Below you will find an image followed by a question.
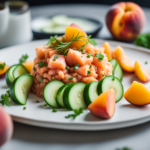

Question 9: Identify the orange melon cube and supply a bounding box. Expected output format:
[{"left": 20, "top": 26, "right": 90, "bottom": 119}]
[
  {"left": 102, "top": 42, "right": 113, "bottom": 60},
  {"left": 22, "top": 61, "right": 34, "bottom": 73}
]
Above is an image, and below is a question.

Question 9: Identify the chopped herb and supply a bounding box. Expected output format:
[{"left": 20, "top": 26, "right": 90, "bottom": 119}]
[
  {"left": 19, "top": 54, "right": 28, "bottom": 64},
  {"left": 87, "top": 35, "right": 97, "bottom": 46},
  {"left": 73, "top": 64, "right": 79, "bottom": 71},
  {"left": 65, "top": 108, "right": 83, "bottom": 119},
  {"left": 53, "top": 54, "right": 59, "bottom": 61},
  {"left": 0, "top": 62, "right": 6, "bottom": 70},
  {"left": 6, "top": 90, "right": 10, "bottom": 96},
  {"left": 44, "top": 103, "right": 48, "bottom": 106},
  {"left": 89, "top": 64, "right": 92, "bottom": 69},
  {"left": 36, "top": 100, "right": 40, "bottom": 103},
  {"left": 76, "top": 75, "right": 78, "bottom": 78},
  {"left": 95, "top": 53, "right": 104, "bottom": 62},
  {"left": 0, "top": 92, "right": 10, "bottom": 107},
  {"left": 87, "top": 54, "right": 91, "bottom": 58},
  {"left": 66, "top": 66, "right": 70, "bottom": 70},
  {"left": 62, "top": 35, "right": 65, "bottom": 42},
  {"left": 87, "top": 70, "right": 91, "bottom": 75},
  {"left": 112, "top": 76, "right": 115, "bottom": 81},
  {"left": 47, "top": 35, "right": 58, "bottom": 45},
  {"left": 39, "top": 77, "right": 43, "bottom": 83},
  {"left": 102, "top": 74, "right": 105, "bottom": 76},
  {"left": 33, "top": 67, "right": 36, "bottom": 71},
  {"left": 81, "top": 56, "right": 83, "bottom": 58},
  {"left": 145, "top": 61, "right": 148, "bottom": 64},
  {"left": 52, "top": 77, "right": 55, "bottom": 80},
  {"left": 38, "top": 61, "right": 44, "bottom": 68},
  {"left": 23, "top": 107, "right": 26, "bottom": 110},
  {"left": 52, "top": 108, "right": 57, "bottom": 112},
  {"left": 34, "top": 74, "right": 37, "bottom": 77},
  {"left": 45, "top": 63, "right": 48, "bottom": 66},
  {"left": 68, "top": 76, "right": 73, "bottom": 80},
  {"left": 116, "top": 147, "right": 132, "bottom": 150}
]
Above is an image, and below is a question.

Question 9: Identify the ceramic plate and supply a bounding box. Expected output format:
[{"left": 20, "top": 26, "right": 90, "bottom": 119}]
[{"left": 1, "top": 39, "right": 150, "bottom": 131}]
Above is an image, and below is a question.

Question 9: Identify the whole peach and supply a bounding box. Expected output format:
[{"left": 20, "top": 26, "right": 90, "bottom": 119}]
[
  {"left": 0, "top": 106, "right": 13, "bottom": 146},
  {"left": 106, "top": 2, "right": 145, "bottom": 42}
]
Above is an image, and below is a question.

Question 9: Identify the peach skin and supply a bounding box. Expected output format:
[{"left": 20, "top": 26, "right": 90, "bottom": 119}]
[
  {"left": 88, "top": 89, "right": 115, "bottom": 119},
  {"left": 0, "top": 106, "right": 13, "bottom": 146},
  {"left": 113, "top": 46, "right": 134, "bottom": 72},
  {"left": 0, "top": 62, "right": 10, "bottom": 78},
  {"left": 102, "top": 42, "right": 113, "bottom": 60},
  {"left": 65, "top": 23, "right": 87, "bottom": 49},
  {"left": 134, "top": 60, "right": 150, "bottom": 82},
  {"left": 124, "top": 81, "right": 150, "bottom": 106},
  {"left": 106, "top": 2, "right": 145, "bottom": 42}
]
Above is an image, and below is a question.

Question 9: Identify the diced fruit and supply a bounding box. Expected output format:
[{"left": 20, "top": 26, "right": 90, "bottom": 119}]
[
  {"left": 76, "top": 65, "right": 89, "bottom": 76},
  {"left": 102, "top": 42, "right": 113, "bottom": 60},
  {"left": 134, "top": 60, "right": 150, "bottom": 82},
  {"left": 0, "top": 62, "right": 10, "bottom": 78},
  {"left": 65, "top": 23, "right": 87, "bottom": 49},
  {"left": 113, "top": 46, "right": 134, "bottom": 72},
  {"left": 22, "top": 61, "right": 34, "bottom": 73},
  {"left": 66, "top": 49, "right": 93, "bottom": 66},
  {"left": 0, "top": 106, "right": 13, "bottom": 146},
  {"left": 97, "top": 76, "right": 124, "bottom": 102},
  {"left": 48, "top": 54, "right": 66, "bottom": 70},
  {"left": 88, "top": 89, "right": 115, "bottom": 119},
  {"left": 124, "top": 81, "right": 150, "bottom": 106},
  {"left": 36, "top": 47, "right": 45, "bottom": 59}
]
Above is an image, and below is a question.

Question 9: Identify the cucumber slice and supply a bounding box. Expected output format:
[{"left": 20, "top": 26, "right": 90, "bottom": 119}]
[
  {"left": 97, "top": 76, "right": 124, "bottom": 103},
  {"left": 63, "top": 83, "right": 87, "bottom": 110},
  {"left": 10, "top": 74, "right": 33, "bottom": 105},
  {"left": 5, "top": 64, "right": 18, "bottom": 87},
  {"left": 56, "top": 83, "right": 73, "bottom": 108},
  {"left": 43, "top": 80, "right": 64, "bottom": 108},
  {"left": 84, "top": 81, "right": 99, "bottom": 106},
  {"left": 13, "top": 64, "right": 29, "bottom": 79},
  {"left": 109, "top": 59, "right": 123, "bottom": 81},
  {"left": 109, "top": 59, "right": 117, "bottom": 75}
]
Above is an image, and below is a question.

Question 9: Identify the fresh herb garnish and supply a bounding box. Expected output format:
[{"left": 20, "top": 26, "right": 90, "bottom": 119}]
[
  {"left": 33, "top": 67, "right": 36, "bottom": 71},
  {"left": 38, "top": 61, "right": 44, "bottom": 68},
  {"left": 44, "top": 103, "right": 48, "bottom": 106},
  {"left": 36, "top": 100, "right": 40, "bottom": 103},
  {"left": 0, "top": 62, "right": 6, "bottom": 70},
  {"left": 34, "top": 74, "right": 37, "bottom": 77},
  {"left": 45, "top": 63, "right": 48, "bottom": 66},
  {"left": 95, "top": 53, "right": 104, "bottom": 62},
  {"left": 65, "top": 108, "right": 83, "bottom": 119},
  {"left": 87, "top": 54, "right": 91, "bottom": 58},
  {"left": 116, "top": 147, "right": 132, "bottom": 150},
  {"left": 76, "top": 75, "right": 78, "bottom": 78},
  {"left": 89, "top": 64, "right": 92, "bottom": 69},
  {"left": 112, "top": 76, "right": 115, "bottom": 81},
  {"left": 66, "top": 66, "right": 70, "bottom": 70},
  {"left": 102, "top": 74, "right": 105, "bottom": 76},
  {"left": 73, "top": 64, "right": 79, "bottom": 71},
  {"left": 53, "top": 54, "right": 59, "bottom": 61},
  {"left": 68, "top": 76, "right": 73, "bottom": 80},
  {"left": 87, "top": 35, "right": 97, "bottom": 46},
  {"left": 23, "top": 107, "right": 26, "bottom": 110},
  {"left": 145, "top": 61, "right": 148, "bottom": 64},
  {"left": 39, "top": 77, "right": 43, "bottom": 83},
  {"left": 87, "top": 70, "right": 91, "bottom": 75},
  {"left": 0, "top": 91, "right": 10, "bottom": 107},
  {"left": 52, "top": 108, "right": 57, "bottom": 112},
  {"left": 19, "top": 54, "right": 28, "bottom": 64}
]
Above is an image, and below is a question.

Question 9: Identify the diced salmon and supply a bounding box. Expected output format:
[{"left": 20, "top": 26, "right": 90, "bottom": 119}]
[
  {"left": 48, "top": 69, "right": 57, "bottom": 76},
  {"left": 40, "top": 67, "right": 49, "bottom": 73},
  {"left": 66, "top": 49, "right": 93, "bottom": 66},
  {"left": 94, "top": 47, "right": 105, "bottom": 54},
  {"left": 48, "top": 54, "right": 66, "bottom": 70},
  {"left": 54, "top": 75, "right": 62, "bottom": 80},
  {"left": 45, "top": 48, "right": 53, "bottom": 59},
  {"left": 82, "top": 77, "right": 97, "bottom": 84},
  {"left": 49, "top": 50, "right": 59, "bottom": 57},
  {"left": 34, "top": 58, "right": 41, "bottom": 65},
  {"left": 36, "top": 47, "right": 45, "bottom": 59},
  {"left": 87, "top": 66, "right": 98, "bottom": 78},
  {"left": 58, "top": 70, "right": 65, "bottom": 79},
  {"left": 44, "top": 73, "right": 52, "bottom": 81},
  {"left": 76, "top": 65, "right": 89, "bottom": 76},
  {"left": 84, "top": 43, "right": 95, "bottom": 55}
]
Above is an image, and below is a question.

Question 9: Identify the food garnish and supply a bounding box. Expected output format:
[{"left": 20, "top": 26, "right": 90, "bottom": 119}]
[
  {"left": 0, "top": 63, "right": 6, "bottom": 70},
  {"left": 19, "top": 54, "right": 29, "bottom": 64},
  {"left": 65, "top": 108, "right": 83, "bottom": 119}
]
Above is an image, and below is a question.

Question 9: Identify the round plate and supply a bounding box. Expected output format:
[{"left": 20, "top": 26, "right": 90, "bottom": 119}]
[
  {"left": 31, "top": 15, "right": 103, "bottom": 39},
  {"left": 1, "top": 39, "right": 150, "bottom": 131}
]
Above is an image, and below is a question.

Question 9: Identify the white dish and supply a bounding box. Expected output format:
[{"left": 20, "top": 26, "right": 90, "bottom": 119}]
[{"left": 1, "top": 39, "right": 150, "bottom": 131}]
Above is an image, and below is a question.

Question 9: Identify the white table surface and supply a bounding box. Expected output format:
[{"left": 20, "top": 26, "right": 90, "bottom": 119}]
[{"left": 1, "top": 4, "right": 150, "bottom": 150}]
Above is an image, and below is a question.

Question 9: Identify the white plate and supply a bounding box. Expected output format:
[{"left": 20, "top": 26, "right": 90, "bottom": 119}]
[{"left": 1, "top": 39, "right": 150, "bottom": 131}]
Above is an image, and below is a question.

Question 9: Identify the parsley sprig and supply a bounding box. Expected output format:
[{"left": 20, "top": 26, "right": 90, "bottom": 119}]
[
  {"left": 0, "top": 90, "right": 11, "bottom": 107},
  {"left": 65, "top": 108, "right": 83, "bottom": 119},
  {"left": 0, "top": 62, "right": 6, "bottom": 70},
  {"left": 19, "top": 54, "right": 29, "bottom": 64}
]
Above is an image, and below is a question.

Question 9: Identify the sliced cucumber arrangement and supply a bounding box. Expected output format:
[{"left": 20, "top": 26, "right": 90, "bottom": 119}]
[
  {"left": 63, "top": 83, "right": 87, "bottom": 110},
  {"left": 43, "top": 80, "right": 64, "bottom": 108},
  {"left": 13, "top": 64, "right": 29, "bottom": 79},
  {"left": 84, "top": 81, "right": 99, "bottom": 106},
  {"left": 109, "top": 59, "right": 123, "bottom": 81},
  {"left": 56, "top": 83, "right": 73, "bottom": 108},
  {"left": 10, "top": 74, "right": 33, "bottom": 105},
  {"left": 97, "top": 76, "right": 124, "bottom": 103},
  {"left": 5, "top": 64, "right": 18, "bottom": 87}
]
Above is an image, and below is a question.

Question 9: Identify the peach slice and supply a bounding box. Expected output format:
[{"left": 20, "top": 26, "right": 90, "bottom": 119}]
[
  {"left": 88, "top": 89, "right": 115, "bottom": 119},
  {"left": 124, "top": 81, "right": 150, "bottom": 106},
  {"left": 22, "top": 61, "right": 34, "bottom": 73},
  {"left": 102, "top": 42, "right": 113, "bottom": 60},
  {"left": 134, "top": 60, "right": 150, "bottom": 82},
  {"left": 113, "top": 46, "right": 134, "bottom": 72},
  {"left": 65, "top": 23, "right": 87, "bottom": 49},
  {"left": 0, "top": 62, "right": 10, "bottom": 78}
]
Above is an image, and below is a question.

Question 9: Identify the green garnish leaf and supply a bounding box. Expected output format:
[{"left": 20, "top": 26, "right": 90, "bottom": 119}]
[
  {"left": 0, "top": 93, "right": 10, "bottom": 107},
  {"left": 0, "top": 62, "right": 6, "bottom": 70},
  {"left": 36, "top": 100, "right": 40, "bottom": 103},
  {"left": 39, "top": 77, "right": 43, "bottom": 83},
  {"left": 52, "top": 108, "right": 57, "bottom": 112},
  {"left": 33, "top": 67, "right": 36, "bottom": 71},
  {"left": 145, "top": 61, "right": 148, "bottom": 64},
  {"left": 47, "top": 35, "right": 58, "bottom": 45},
  {"left": 53, "top": 54, "right": 59, "bottom": 61},
  {"left": 73, "top": 64, "right": 80, "bottom": 71},
  {"left": 38, "top": 61, "right": 44, "bottom": 68},
  {"left": 66, "top": 66, "right": 70, "bottom": 70},
  {"left": 65, "top": 108, "right": 83, "bottom": 119},
  {"left": 19, "top": 54, "right": 28, "bottom": 64},
  {"left": 87, "top": 54, "right": 91, "bottom": 58},
  {"left": 23, "top": 107, "right": 26, "bottom": 110},
  {"left": 68, "top": 76, "right": 73, "bottom": 80},
  {"left": 44, "top": 103, "right": 48, "bottom": 106},
  {"left": 95, "top": 53, "right": 104, "bottom": 62},
  {"left": 89, "top": 64, "right": 92, "bottom": 69},
  {"left": 116, "top": 147, "right": 132, "bottom": 150},
  {"left": 112, "top": 76, "right": 115, "bottom": 81},
  {"left": 34, "top": 74, "right": 37, "bottom": 77},
  {"left": 87, "top": 70, "right": 91, "bottom": 75},
  {"left": 87, "top": 35, "right": 97, "bottom": 46}
]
